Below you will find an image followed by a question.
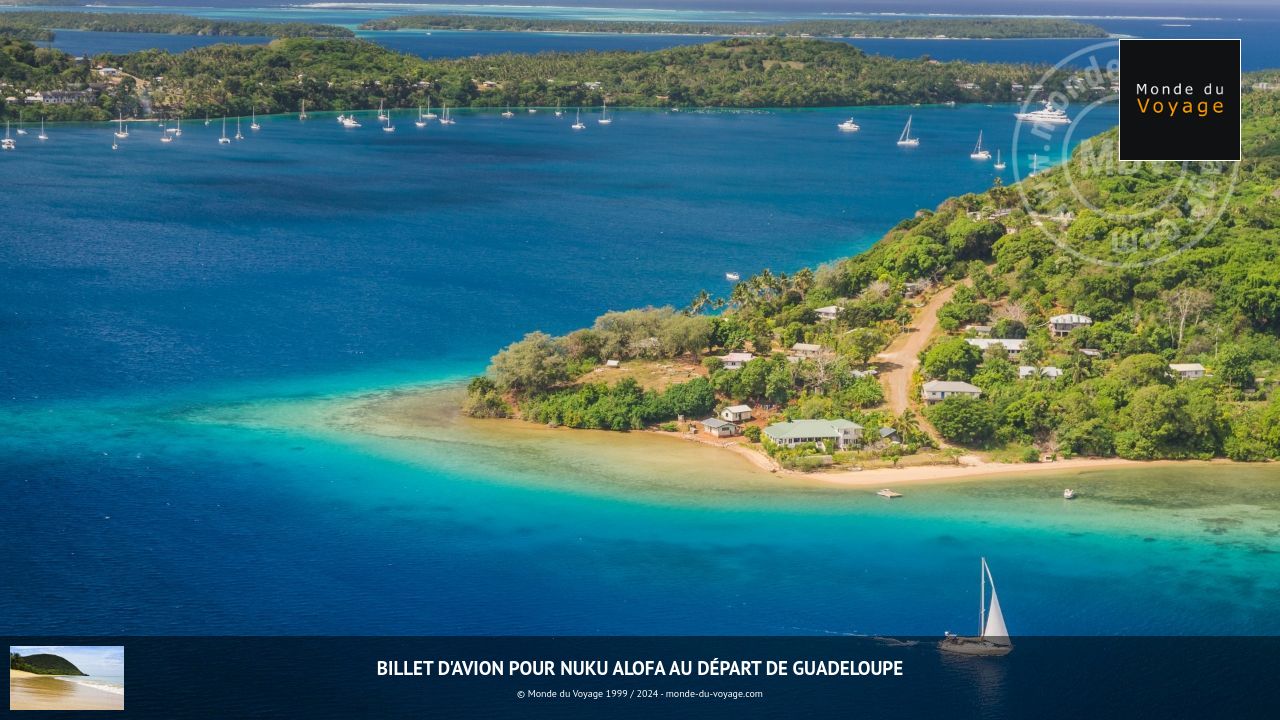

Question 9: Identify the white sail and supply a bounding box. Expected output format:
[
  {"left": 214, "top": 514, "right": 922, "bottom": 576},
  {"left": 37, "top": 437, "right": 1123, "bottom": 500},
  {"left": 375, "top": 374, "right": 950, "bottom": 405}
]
[{"left": 981, "top": 560, "right": 1011, "bottom": 645}]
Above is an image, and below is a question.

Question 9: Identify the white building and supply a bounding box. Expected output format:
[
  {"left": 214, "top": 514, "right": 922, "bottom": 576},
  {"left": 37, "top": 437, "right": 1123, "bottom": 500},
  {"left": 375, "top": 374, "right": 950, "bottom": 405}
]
[
  {"left": 720, "top": 405, "right": 754, "bottom": 423},
  {"left": 764, "top": 419, "right": 863, "bottom": 450},
  {"left": 1170, "top": 363, "right": 1206, "bottom": 380},
  {"left": 966, "top": 338, "right": 1025, "bottom": 357},
  {"left": 718, "top": 352, "right": 754, "bottom": 370},
  {"left": 1049, "top": 313, "right": 1093, "bottom": 337},
  {"left": 814, "top": 305, "right": 841, "bottom": 321},
  {"left": 699, "top": 418, "right": 739, "bottom": 438},
  {"left": 790, "top": 342, "right": 824, "bottom": 358},
  {"left": 922, "top": 380, "right": 983, "bottom": 404}
]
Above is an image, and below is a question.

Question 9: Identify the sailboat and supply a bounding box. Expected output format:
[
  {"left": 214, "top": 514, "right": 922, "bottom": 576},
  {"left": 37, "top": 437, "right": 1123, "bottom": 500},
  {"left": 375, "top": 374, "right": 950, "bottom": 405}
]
[
  {"left": 896, "top": 115, "right": 918, "bottom": 147},
  {"left": 37, "top": 116, "right": 48, "bottom": 141},
  {"left": 114, "top": 110, "right": 129, "bottom": 139},
  {"left": 439, "top": 104, "right": 455, "bottom": 125},
  {"left": 837, "top": 117, "right": 860, "bottom": 132},
  {"left": 939, "top": 557, "right": 1012, "bottom": 656},
  {"left": 554, "top": 102, "right": 563, "bottom": 118},
  {"left": 501, "top": 105, "right": 515, "bottom": 119},
  {"left": 571, "top": 107, "right": 585, "bottom": 131},
  {"left": 250, "top": 107, "right": 260, "bottom": 131},
  {"left": 424, "top": 99, "right": 437, "bottom": 120},
  {"left": 2, "top": 121, "right": 14, "bottom": 150},
  {"left": 299, "top": 100, "right": 308, "bottom": 121},
  {"left": 160, "top": 118, "right": 173, "bottom": 143},
  {"left": 204, "top": 111, "right": 210, "bottom": 126},
  {"left": 993, "top": 149, "right": 1006, "bottom": 170},
  {"left": 16, "top": 113, "right": 27, "bottom": 135},
  {"left": 234, "top": 117, "right": 244, "bottom": 141},
  {"left": 170, "top": 116, "right": 182, "bottom": 136},
  {"left": 415, "top": 106, "right": 427, "bottom": 128},
  {"left": 218, "top": 116, "right": 231, "bottom": 144},
  {"left": 377, "top": 99, "right": 387, "bottom": 121},
  {"left": 969, "top": 130, "right": 991, "bottom": 160},
  {"left": 598, "top": 101, "right": 612, "bottom": 125},
  {"left": 383, "top": 110, "right": 396, "bottom": 133},
  {"left": 528, "top": 107, "right": 537, "bottom": 114}
]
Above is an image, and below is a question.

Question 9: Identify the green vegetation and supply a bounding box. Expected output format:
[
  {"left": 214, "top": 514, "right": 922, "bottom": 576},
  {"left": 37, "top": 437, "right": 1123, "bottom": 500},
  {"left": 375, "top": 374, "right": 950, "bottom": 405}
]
[
  {"left": 0, "top": 22, "right": 52, "bottom": 42},
  {"left": 10, "top": 652, "right": 86, "bottom": 676},
  {"left": 0, "top": 35, "right": 1099, "bottom": 120},
  {"left": 0, "top": 11, "right": 353, "bottom": 39},
  {"left": 467, "top": 89, "right": 1280, "bottom": 466},
  {"left": 361, "top": 15, "right": 1108, "bottom": 40}
]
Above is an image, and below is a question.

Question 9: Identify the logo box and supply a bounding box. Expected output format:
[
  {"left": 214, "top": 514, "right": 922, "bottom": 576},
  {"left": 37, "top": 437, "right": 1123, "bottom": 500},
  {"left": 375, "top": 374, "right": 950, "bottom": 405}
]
[{"left": 1119, "top": 39, "right": 1241, "bottom": 161}]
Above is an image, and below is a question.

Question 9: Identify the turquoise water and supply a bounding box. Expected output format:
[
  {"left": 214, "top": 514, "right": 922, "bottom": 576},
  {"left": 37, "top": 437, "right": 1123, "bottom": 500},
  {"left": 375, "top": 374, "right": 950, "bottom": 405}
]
[{"left": 4, "top": 101, "right": 1278, "bottom": 636}]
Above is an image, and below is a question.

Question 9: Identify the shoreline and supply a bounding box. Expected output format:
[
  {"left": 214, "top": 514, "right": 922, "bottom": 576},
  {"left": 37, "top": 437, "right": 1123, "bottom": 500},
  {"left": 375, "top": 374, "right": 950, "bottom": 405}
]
[{"left": 9, "top": 669, "right": 124, "bottom": 711}]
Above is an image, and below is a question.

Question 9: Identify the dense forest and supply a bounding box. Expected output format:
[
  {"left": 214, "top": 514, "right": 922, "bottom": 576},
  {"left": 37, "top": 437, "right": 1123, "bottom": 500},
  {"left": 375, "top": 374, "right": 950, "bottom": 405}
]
[
  {"left": 10, "top": 652, "right": 86, "bottom": 676},
  {"left": 466, "top": 91, "right": 1280, "bottom": 465},
  {"left": 0, "top": 11, "right": 354, "bottom": 39},
  {"left": 361, "top": 15, "right": 1109, "bottom": 40},
  {"left": 0, "top": 35, "right": 1089, "bottom": 120}
]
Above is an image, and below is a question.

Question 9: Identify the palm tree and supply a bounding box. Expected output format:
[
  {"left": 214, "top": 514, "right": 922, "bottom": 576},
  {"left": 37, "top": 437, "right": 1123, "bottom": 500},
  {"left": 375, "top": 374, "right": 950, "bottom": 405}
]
[{"left": 686, "top": 289, "right": 712, "bottom": 315}]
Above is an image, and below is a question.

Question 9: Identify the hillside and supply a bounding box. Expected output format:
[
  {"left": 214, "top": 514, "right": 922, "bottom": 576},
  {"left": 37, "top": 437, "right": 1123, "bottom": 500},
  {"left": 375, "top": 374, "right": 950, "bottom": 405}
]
[
  {"left": 0, "top": 35, "right": 1096, "bottom": 120},
  {"left": 10, "top": 652, "right": 87, "bottom": 676},
  {"left": 466, "top": 90, "right": 1280, "bottom": 466}
]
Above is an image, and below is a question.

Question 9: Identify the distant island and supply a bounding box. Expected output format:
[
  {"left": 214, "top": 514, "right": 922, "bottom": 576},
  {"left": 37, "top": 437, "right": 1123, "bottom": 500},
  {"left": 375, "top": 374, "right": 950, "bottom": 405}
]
[
  {"left": 0, "top": 35, "right": 1101, "bottom": 121},
  {"left": 360, "top": 15, "right": 1110, "bottom": 40},
  {"left": 462, "top": 89, "right": 1280, "bottom": 472},
  {"left": 10, "top": 651, "right": 87, "bottom": 676},
  {"left": 0, "top": 11, "right": 354, "bottom": 39}
]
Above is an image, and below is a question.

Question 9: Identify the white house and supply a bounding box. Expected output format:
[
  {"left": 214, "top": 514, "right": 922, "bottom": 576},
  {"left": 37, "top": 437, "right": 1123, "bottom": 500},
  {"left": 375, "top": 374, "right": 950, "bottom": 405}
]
[
  {"left": 699, "top": 418, "right": 739, "bottom": 438},
  {"left": 1019, "top": 365, "right": 1063, "bottom": 379},
  {"left": 967, "top": 338, "right": 1025, "bottom": 357},
  {"left": 815, "top": 305, "right": 841, "bottom": 321},
  {"left": 1049, "top": 313, "right": 1093, "bottom": 337},
  {"left": 718, "top": 352, "right": 754, "bottom": 370},
  {"left": 1080, "top": 348, "right": 1103, "bottom": 358},
  {"left": 720, "top": 405, "right": 754, "bottom": 423},
  {"left": 764, "top": 419, "right": 863, "bottom": 450},
  {"left": 605, "top": 359, "right": 620, "bottom": 368},
  {"left": 1170, "top": 363, "right": 1206, "bottom": 380},
  {"left": 922, "top": 380, "right": 983, "bottom": 403},
  {"left": 1041, "top": 366, "right": 1063, "bottom": 379},
  {"left": 791, "top": 342, "right": 824, "bottom": 358}
]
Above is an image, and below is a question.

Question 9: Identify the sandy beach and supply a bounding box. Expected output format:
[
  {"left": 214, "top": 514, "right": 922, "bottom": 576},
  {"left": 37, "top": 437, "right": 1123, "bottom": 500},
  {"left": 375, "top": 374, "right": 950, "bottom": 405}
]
[{"left": 10, "top": 669, "right": 124, "bottom": 711}]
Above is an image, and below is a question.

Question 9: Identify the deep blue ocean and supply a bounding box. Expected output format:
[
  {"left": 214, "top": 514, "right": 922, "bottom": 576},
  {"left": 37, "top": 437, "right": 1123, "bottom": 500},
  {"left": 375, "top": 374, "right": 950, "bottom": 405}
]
[{"left": 3, "top": 6, "right": 1279, "bottom": 639}]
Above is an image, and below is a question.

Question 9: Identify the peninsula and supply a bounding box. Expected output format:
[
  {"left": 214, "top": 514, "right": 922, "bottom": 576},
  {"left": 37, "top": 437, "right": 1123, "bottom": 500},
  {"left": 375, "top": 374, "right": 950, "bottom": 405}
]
[
  {"left": 0, "top": 11, "right": 353, "bottom": 39},
  {"left": 462, "top": 89, "right": 1280, "bottom": 474}
]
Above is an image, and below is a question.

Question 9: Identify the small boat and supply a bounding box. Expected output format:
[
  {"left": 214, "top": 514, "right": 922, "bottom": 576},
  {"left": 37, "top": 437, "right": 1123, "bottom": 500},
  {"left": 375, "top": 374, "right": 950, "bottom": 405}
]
[
  {"left": 528, "top": 107, "right": 537, "bottom": 114},
  {"left": 993, "top": 148, "right": 1006, "bottom": 170},
  {"left": 16, "top": 114, "right": 27, "bottom": 135},
  {"left": 341, "top": 113, "right": 361, "bottom": 128},
  {"left": 377, "top": 99, "right": 387, "bottom": 121},
  {"left": 501, "top": 105, "right": 515, "bottom": 119},
  {"left": 939, "top": 557, "right": 1012, "bottom": 656},
  {"left": 114, "top": 111, "right": 129, "bottom": 139},
  {"left": 299, "top": 100, "right": 308, "bottom": 121},
  {"left": 383, "top": 111, "right": 396, "bottom": 132},
  {"left": 37, "top": 117, "right": 48, "bottom": 141},
  {"left": 1063, "top": 488, "right": 1076, "bottom": 500},
  {"left": 571, "top": 107, "right": 585, "bottom": 131},
  {"left": 250, "top": 108, "right": 260, "bottom": 131},
  {"left": 969, "top": 130, "right": 991, "bottom": 160},
  {"left": 204, "top": 112, "right": 210, "bottom": 126},
  {"left": 2, "top": 121, "right": 14, "bottom": 150},
  {"left": 896, "top": 115, "right": 919, "bottom": 147},
  {"left": 171, "top": 117, "right": 182, "bottom": 136},
  {"left": 218, "top": 116, "right": 231, "bottom": 144},
  {"left": 876, "top": 489, "right": 902, "bottom": 499},
  {"left": 423, "top": 99, "right": 437, "bottom": 120},
  {"left": 554, "top": 102, "right": 563, "bottom": 118},
  {"left": 415, "top": 106, "right": 427, "bottom": 128},
  {"left": 837, "top": 117, "right": 860, "bottom": 132},
  {"left": 598, "top": 101, "right": 612, "bottom": 125},
  {"left": 234, "top": 117, "right": 244, "bottom": 140},
  {"left": 725, "top": 272, "right": 741, "bottom": 282},
  {"left": 944, "top": 100, "right": 957, "bottom": 107},
  {"left": 160, "top": 127, "right": 173, "bottom": 143},
  {"left": 439, "top": 104, "right": 455, "bottom": 125}
]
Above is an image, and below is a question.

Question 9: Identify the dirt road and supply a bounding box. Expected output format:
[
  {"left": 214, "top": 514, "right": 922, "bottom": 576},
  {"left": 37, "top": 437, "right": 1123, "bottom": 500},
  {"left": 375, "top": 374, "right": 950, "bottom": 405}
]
[{"left": 876, "top": 285, "right": 957, "bottom": 416}]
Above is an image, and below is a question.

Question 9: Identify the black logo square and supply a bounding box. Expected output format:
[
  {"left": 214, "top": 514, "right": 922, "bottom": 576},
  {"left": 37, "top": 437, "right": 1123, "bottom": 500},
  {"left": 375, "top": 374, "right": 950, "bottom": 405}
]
[{"left": 1119, "top": 39, "right": 1241, "bottom": 161}]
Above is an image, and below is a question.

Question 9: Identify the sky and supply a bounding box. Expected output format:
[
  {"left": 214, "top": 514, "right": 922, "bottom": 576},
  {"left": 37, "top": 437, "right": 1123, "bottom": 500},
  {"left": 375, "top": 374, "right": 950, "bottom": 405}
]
[{"left": 10, "top": 646, "right": 125, "bottom": 677}]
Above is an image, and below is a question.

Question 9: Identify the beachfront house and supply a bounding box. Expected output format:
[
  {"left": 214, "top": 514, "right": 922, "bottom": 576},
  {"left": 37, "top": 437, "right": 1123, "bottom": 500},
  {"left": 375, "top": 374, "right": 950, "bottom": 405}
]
[
  {"left": 966, "top": 338, "right": 1025, "bottom": 357},
  {"left": 1049, "top": 313, "right": 1093, "bottom": 337},
  {"left": 764, "top": 419, "right": 863, "bottom": 450},
  {"left": 720, "top": 405, "right": 754, "bottom": 423},
  {"left": 718, "top": 352, "right": 754, "bottom": 370},
  {"left": 699, "top": 418, "right": 739, "bottom": 438},
  {"left": 922, "top": 380, "right": 983, "bottom": 404},
  {"left": 791, "top": 343, "right": 824, "bottom": 359},
  {"left": 815, "top": 305, "right": 841, "bottom": 322},
  {"left": 1170, "top": 363, "right": 1206, "bottom": 380}
]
